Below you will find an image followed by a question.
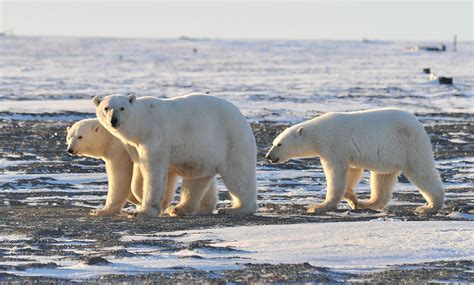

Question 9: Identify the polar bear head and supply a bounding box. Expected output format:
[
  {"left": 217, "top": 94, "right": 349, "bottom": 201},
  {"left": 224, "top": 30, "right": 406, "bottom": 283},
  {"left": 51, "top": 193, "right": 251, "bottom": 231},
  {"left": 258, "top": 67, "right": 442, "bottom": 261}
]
[
  {"left": 92, "top": 94, "right": 136, "bottom": 131},
  {"left": 265, "top": 125, "right": 307, "bottom": 163},
  {"left": 66, "top": 118, "right": 106, "bottom": 159}
]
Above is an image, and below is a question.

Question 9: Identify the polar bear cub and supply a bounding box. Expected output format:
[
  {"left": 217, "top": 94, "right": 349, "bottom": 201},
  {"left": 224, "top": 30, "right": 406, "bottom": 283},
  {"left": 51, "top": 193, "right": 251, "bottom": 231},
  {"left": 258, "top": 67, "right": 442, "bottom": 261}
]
[
  {"left": 266, "top": 108, "right": 444, "bottom": 215},
  {"left": 92, "top": 93, "right": 258, "bottom": 217},
  {"left": 66, "top": 118, "right": 218, "bottom": 216},
  {"left": 66, "top": 118, "right": 140, "bottom": 216}
]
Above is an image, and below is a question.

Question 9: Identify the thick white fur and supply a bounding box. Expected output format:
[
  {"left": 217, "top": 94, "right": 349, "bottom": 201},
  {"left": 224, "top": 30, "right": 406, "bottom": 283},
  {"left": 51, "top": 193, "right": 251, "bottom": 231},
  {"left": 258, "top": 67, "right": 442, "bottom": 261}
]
[
  {"left": 266, "top": 108, "right": 444, "bottom": 215},
  {"left": 66, "top": 118, "right": 138, "bottom": 216},
  {"left": 66, "top": 118, "right": 218, "bottom": 216},
  {"left": 93, "top": 93, "right": 257, "bottom": 217}
]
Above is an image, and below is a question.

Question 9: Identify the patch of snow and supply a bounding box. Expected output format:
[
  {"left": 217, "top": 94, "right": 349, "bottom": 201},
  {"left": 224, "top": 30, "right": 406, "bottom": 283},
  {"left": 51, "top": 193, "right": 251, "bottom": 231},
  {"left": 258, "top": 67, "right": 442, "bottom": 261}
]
[
  {"left": 170, "top": 221, "right": 474, "bottom": 271},
  {"left": 7, "top": 221, "right": 472, "bottom": 279}
]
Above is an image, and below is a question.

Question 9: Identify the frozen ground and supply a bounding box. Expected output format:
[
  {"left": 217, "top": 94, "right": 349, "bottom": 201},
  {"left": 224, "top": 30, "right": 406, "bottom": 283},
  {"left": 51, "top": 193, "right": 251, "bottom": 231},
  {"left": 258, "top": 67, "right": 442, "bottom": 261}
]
[{"left": 0, "top": 36, "right": 473, "bottom": 283}]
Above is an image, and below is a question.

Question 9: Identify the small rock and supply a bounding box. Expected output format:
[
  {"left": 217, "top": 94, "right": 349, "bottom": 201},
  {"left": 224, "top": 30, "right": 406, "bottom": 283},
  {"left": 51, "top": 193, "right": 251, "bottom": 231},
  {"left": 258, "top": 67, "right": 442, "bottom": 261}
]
[{"left": 82, "top": 256, "right": 111, "bottom": 265}]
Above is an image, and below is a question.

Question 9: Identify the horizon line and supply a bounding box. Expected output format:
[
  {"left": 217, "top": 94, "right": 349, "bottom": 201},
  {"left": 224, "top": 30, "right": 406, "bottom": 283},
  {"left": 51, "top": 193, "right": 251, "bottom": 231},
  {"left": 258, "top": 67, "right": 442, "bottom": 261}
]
[{"left": 1, "top": 32, "right": 468, "bottom": 43}]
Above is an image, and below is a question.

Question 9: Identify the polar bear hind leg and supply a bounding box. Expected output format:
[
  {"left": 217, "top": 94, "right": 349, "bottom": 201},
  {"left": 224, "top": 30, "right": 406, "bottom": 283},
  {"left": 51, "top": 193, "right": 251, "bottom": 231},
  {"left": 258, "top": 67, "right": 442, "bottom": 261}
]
[
  {"left": 218, "top": 161, "right": 257, "bottom": 215},
  {"left": 357, "top": 171, "right": 399, "bottom": 211},
  {"left": 166, "top": 176, "right": 214, "bottom": 217},
  {"left": 403, "top": 167, "right": 444, "bottom": 214},
  {"left": 343, "top": 167, "right": 363, "bottom": 209},
  {"left": 197, "top": 177, "right": 218, "bottom": 215}
]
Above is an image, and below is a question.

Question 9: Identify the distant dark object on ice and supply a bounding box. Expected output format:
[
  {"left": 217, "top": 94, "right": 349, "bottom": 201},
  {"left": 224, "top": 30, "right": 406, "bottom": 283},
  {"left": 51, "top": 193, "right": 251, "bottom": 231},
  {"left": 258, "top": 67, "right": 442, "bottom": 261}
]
[
  {"left": 416, "top": 44, "right": 446, "bottom": 52},
  {"left": 193, "top": 48, "right": 198, "bottom": 53},
  {"left": 82, "top": 256, "right": 111, "bottom": 265},
  {"left": 424, "top": 68, "right": 453, "bottom": 85},
  {"left": 438, "top": 76, "right": 453, "bottom": 85}
]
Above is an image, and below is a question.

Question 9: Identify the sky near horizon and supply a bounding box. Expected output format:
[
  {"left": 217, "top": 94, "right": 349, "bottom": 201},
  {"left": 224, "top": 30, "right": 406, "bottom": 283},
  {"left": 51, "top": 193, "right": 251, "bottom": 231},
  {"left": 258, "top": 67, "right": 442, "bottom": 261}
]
[{"left": 1, "top": 1, "right": 472, "bottom": 41}]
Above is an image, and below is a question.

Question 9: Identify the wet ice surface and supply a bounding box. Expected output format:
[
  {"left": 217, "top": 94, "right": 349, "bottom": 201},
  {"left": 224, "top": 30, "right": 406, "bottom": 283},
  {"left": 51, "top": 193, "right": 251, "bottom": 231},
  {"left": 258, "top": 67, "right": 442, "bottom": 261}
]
[{"left": 0, "top": 36, "right": 473, "bottom": 282}]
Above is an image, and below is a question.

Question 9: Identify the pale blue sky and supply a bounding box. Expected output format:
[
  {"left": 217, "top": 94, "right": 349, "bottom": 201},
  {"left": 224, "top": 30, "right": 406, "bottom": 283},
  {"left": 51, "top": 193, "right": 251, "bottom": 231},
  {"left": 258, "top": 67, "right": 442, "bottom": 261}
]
[{"left": 1, "top": 1, "right": 473, "bottom": 41}]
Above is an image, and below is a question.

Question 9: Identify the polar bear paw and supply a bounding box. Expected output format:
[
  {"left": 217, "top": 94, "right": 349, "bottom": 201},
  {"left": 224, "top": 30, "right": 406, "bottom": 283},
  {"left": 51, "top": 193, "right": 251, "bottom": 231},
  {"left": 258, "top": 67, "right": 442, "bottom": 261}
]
[
  {"left": 217, "top": 206, "right": 256, "bottom": 215},
  {"left": 307, "top": 203, "right": 335, "bottom": 215},
  {"left": 415, "top": 204, "right": 440, "bottom": 215},
  {"left": 127, "top": 207, "right": 161, "bottom": 218},
  {"left": 164, "top": 206, "right": 188, "bottom": 217},
  {"left": 90, "top": 208, "right": 121, "bottom": 217}
]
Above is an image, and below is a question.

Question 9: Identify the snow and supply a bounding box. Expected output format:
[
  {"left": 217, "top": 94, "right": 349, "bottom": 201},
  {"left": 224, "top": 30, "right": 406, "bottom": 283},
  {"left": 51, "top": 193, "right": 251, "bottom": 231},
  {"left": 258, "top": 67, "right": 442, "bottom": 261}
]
[
  {"left": 1, "top": 38, "right": 473, "bottom": 122},
  {"left": 0, "top": 36, "right": 473, "bottom": 279},
  {"left": 168, "top": 221, "right": 474, "bottom": 270},
  {"left": 6, "top": 221, "right": 473, "bottom": 278}
]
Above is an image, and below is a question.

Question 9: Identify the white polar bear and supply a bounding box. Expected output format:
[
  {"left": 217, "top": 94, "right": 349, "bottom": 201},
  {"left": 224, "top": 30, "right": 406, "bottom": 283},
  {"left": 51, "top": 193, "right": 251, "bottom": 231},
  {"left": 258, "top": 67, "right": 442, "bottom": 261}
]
[
  {"left": 265, "top": 108, "right": 444, "bottom": 215},
  {"left": 92, "top": 93, "right": 258, "bottom": 217},
  {"left": 66, "top": 118, "right": 218, "bottom": 216}
]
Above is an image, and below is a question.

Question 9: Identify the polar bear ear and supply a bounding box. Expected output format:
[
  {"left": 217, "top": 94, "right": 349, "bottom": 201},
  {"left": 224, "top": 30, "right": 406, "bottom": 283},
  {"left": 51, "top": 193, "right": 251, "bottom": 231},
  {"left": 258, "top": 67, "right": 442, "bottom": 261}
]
[
  {"left": 128, "top": 94, "right": 136, "bottom": 104},
  {"left": 92, "top": 96, "right": 102, "bottom": 107},
  {"left": 296, "top": 127, "right": 304, "bottom": 136},
  {"left": 66, "top": 126, "right": 70, "bottom": 133}
]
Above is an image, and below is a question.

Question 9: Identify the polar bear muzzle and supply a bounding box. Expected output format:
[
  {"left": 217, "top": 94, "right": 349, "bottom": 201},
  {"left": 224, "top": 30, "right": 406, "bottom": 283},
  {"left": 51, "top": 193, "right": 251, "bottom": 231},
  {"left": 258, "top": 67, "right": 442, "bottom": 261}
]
[
  {"left": 111, "top": 114, "right": 119, "bottom": 128},
  {"left": 265, "top": 147, "right": 280, "bottom": 163}
]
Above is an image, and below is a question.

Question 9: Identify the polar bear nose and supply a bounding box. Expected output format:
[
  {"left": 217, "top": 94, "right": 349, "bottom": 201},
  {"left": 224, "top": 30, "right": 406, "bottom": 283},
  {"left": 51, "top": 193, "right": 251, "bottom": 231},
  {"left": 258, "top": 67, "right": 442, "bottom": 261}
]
[
  {"left": 111, "top": 115, "right": 119, "bottom": 128},
  {"left": 67, "top": 148, "right": 74, "bottom": 154},
  {"left": 265, "top": 150, "right": 278, "bottom": 163},
  {"left": 265, "top": 152, "right": 271, "bottom": 159}
]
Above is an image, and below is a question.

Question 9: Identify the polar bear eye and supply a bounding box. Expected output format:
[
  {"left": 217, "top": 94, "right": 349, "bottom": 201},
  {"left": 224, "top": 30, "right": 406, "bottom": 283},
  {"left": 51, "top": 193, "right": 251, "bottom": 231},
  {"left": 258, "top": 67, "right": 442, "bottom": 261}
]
[
  {"left": 277, "top": 143, "right": 282, "bottom": 147},
  {"left": 104, "top": 107, "right": 109, "bottom": 112},
  {"left": 120, "top": 107, "right": 125, "bottom": 111},
  {"left": 78, "top": 136, "right": 83, "bottom": 139}
]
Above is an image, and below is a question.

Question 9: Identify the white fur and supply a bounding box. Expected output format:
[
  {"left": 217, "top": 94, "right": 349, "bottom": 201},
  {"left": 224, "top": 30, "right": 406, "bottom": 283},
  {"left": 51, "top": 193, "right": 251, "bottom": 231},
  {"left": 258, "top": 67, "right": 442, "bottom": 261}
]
[
  {"left": 66, "top": 119, "right": 137, "bottom": 216},
  {"left": 93, "top": 93, "right": 258, "bottom": 217},
  {"left": 66, "top": 118, "right": 218, "bottom": 216},
  {"left": 266, "top": 108, "right": 444, "bottom": 214}
]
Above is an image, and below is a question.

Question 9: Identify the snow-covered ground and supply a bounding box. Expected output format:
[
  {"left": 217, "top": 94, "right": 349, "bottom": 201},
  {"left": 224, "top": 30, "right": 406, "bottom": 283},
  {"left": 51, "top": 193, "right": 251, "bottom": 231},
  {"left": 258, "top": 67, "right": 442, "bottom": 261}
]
[
  {"left": 4, "top": 221, "right": 473, "bottom": 279},
  {"left": 0, "top": 36, "right": 473, "bottom": 280},
  {"left": 1, "top": 37, "right": 473, "bottom": 122}
]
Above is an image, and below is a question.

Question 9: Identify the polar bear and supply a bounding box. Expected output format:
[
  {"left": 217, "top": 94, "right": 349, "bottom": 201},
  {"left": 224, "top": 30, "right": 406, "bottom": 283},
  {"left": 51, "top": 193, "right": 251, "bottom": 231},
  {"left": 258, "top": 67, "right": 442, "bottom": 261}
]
[
  {"left": 66, "top": 118, "right": 218, "bottom": 216},
  {"left": 265, "top": 108, "right": 444, "bottom": 215},
  {"left": 92, "top": 93, "right": 258, "bottom": 217}
]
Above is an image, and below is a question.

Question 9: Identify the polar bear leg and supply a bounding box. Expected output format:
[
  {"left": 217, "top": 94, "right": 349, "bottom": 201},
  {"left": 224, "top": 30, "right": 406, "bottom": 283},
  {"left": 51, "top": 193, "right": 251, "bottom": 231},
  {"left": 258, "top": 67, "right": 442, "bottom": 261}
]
[
  {"left": 130, "top": 163, "right": 143, "bottom": 207},
  {"left": 357, "top": 171, "right": 399, "bottom": 211},
  {"left": 136, "top": 151, "right": 169, "bottom": 217},
  {"left": 166, "top": 176, "right": 214, "bottom": 217},
  {"left": 404, "top": 168, "right": 444, "bottom": 214},
  {"left": 343, "top": 167, "right": 363, "bottom": 209},
  {"left": 127, "top": 193, "right": 140, "bottom": 206},
  {"left": 308, "top": 159, "right": 348, "bottom": 214},
  {"left": 197, "top": 178, "right": 218, "bottom": 215},
  {"left": 91, "top": 163, "right": 132, "bottom": 217},
  {"left": 218, "top": 162, "right": 257, "bottom": 215},
  {"left": 161, "top": 172, "right": 178, "bottom": 212}
]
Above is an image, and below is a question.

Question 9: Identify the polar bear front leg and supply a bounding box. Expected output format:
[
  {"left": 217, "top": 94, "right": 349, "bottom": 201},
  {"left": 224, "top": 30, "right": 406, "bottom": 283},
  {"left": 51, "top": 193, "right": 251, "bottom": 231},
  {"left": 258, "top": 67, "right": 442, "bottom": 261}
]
[
  {"left": 131, "top": 149, "right": 169, "bottom": 218},
  {"left": 342, "top": 167, "right": 363, "bottom": 209},
  {"left": 91, "top": 162, "right": 132, "bottom": 217},
  {"left": 130, "top": 163, "right": 144, "bottom": 207},
  {"left": 308, "top": 159, "right": 348, "bottom": 215}
]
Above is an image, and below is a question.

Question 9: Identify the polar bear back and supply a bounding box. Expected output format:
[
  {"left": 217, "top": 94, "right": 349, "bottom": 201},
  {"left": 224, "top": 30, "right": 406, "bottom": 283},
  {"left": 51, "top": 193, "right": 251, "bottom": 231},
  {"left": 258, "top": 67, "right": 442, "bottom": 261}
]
[
  {"left": 130, "top": 94, "right": 256, "bottom": 178},
  {"left": 306, "top": 108, "right": 433, "bottom": 173}
]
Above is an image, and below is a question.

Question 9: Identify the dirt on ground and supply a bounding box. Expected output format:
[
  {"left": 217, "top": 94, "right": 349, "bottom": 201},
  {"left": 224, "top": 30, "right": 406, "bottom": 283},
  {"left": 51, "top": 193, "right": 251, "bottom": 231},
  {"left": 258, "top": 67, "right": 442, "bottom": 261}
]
[{"left": 0, "top": 112, "right": 473, "bottom": 283}]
